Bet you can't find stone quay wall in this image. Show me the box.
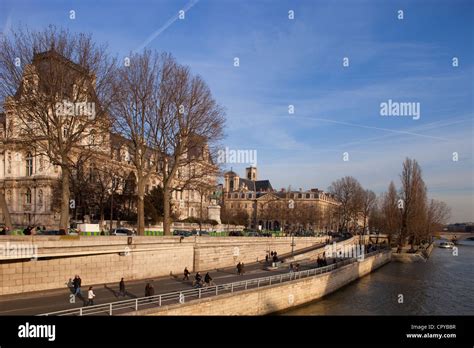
[0,235,325,295]
[134,250,391,316]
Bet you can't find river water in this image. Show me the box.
[283,240,474,315]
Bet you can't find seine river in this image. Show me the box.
[284,240,474,315]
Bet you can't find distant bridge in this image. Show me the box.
[437,232,474,241]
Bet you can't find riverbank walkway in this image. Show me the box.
[0,241,333,315]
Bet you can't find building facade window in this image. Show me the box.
[38,189,43,206]
[26,152,33,176]
[25,188,32,204]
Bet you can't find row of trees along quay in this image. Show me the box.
[220,158,450,251]
[0,26,224,235]
[327,158,450,250]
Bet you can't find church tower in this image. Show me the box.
[245,166,257,181]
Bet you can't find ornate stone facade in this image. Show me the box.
[222,167,340,231]
[0,50,218,228]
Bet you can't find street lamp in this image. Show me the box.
[291,233,296,256]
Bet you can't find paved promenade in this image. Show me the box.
[0,242,330,315]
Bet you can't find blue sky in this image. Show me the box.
[1,0,473,222]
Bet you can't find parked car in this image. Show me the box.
[228,231,244,236]
[173,230,193,237]
[246,231,260,237]
[111,228,136,236]
[37,230,67,236]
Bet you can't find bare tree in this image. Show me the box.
[111,51,172,235]
[328,176,363,232]
[360,189,376,234]
[398,158,427,248]
[147,59,225,235]
[0,25,116,230]
[425,199,451,239]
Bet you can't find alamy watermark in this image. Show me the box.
[380,99,420,120]
[55,100,96,120]
[324,242,365,262]
[0,242,38,260]
[217,147,257,166]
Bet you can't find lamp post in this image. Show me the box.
[291,233,296,256]
[109,176,116,234]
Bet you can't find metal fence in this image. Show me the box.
[39,249,388,316]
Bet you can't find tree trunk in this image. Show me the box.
[0,188,13,229]
[137,178,145,236]
[59,166,71,231]
[163,183,172,236]
[199,193,203,232]
[99,201,105,231]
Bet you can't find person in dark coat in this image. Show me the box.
[23,226,31,235]
[204,272,213,286]
[145,283,151,297]
[236,262,242,275]
[183,267,190,281]
[193,272,202,287]
[73,275,82,296]
[119,278,125,297]
[148,283,155,296]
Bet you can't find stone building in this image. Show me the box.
[0,50,219,228]
[222,167,340,232]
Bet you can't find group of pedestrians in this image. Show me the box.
[69,275,96,306]
[236,262,245,275]
[265,251,279,263]
[289,263,300,272]
[316,255,328,267]
[188,269,214,288]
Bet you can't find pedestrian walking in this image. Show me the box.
[183,267,190,281]
[289,263,294,273]
[193,272,203,287]
[241,262,245,275]
[87,286,95,306]
[204,272,213,286]
[236,262,242,275]
[148,283,155,297]
[66,278,73,291]
[119,278,125,297]
[145,283,151,297]
[73,275,82,296]
[265,254,269,263]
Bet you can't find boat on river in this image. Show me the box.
[439,241,455,249]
